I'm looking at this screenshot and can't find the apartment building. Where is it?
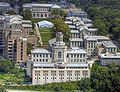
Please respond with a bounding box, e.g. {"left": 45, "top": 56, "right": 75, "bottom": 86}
{"left": 0, "top": 15, "right": 37, "bottom": 63}
{"left": 27, "top": 32, "right": 90, "bottom": 85}
{"left": 23, "top": 3, "right": 61, "bottom": 18}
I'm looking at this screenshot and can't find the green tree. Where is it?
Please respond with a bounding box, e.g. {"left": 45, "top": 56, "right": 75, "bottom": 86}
{"left": 0, "top": 58, "right": 15, "bottom": 73}
{"left": 21, "top": 9, "right": 32, "bottom": 20}
{"left": 51, "top": 9, "right": 66, "bottom": 18}
{"left": 7, "top": 10, "right": 17, "bottom": 15}
{"left": 27, "top": 42, "right": 34, "bottom": 54}
{"left": 54, "top": 18, "right": 71, "bottom": 40}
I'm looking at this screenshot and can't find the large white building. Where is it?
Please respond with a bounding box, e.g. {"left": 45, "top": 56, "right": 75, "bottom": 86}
{"left": 23, "top": 3, "right": 61, "bottom": 18}
{"left": 27, "top": 32, "right": 90, "bottom": 85}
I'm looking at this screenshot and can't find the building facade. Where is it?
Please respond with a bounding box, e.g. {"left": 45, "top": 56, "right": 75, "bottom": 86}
{"left": 0, "top": 14, "right": 37, "bottom": 63}
{"left": 0, "top": 2, "right": 12, "bottom": 14}
{"left": 27, "top": 32, "right": 90, "bottom": 85}
{"left": 23, "top": 3, "right": 61, "bottom": 18}
{"left": 65, "top": 17, "right": 110, "bottom": 56}
{"left": 99, "top": 53, "right": 120, "bottom": 66}
{"left": 66, "top": 9, "right": 87, "bottom": 18}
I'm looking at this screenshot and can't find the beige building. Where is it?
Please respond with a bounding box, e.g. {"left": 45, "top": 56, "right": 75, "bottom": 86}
{"left": 0, "top": 15, "right": 37, "bottom": 63}
{"left": 27, "top": 32, "right": 90, "bottom": 85}
{"left": 23, "top": 3, "right": 61, "bottom": 18}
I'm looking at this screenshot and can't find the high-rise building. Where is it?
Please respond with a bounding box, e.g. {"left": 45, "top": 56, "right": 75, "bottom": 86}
{"left": 0, "top": 15, "right": 37, "bottom": 63}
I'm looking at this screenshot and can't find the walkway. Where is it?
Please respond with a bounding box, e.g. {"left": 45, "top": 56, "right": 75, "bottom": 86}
{"left": 35, "top": 23, "right": 43, "bottom": 46}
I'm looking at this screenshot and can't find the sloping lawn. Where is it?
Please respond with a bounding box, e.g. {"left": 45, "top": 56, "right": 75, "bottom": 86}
{"left": 39, "top": 28, "right": 56, "bottom": 46}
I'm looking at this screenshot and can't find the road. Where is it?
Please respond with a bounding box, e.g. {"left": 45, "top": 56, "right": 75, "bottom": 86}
{"left": 35, "top": 23, "right": 43, "bottom": 46}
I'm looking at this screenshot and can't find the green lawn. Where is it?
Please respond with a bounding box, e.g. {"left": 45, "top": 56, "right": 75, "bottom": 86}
{"left": 39, "top": 28, "right": 56, "bottom": 46}
{"left": 40, "top": 32, "right": 56, "bottom": 46}
{"left": 0, "top": 72, "right": 25, "bottom": 84}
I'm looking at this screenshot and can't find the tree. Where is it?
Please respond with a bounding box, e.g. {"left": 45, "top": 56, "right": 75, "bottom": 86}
{"left": 54, "top": 18, "right": 71, "bottom": 40}
{"left": 21, "top": 9, "right": 32, "bottom": 20}
{"left": 0, "top": 58, "right": 15, "bottom": 73}
{"left": 51, "top": 9, "right": 66, "bottom": 18}
{"left": 27, "top": 42, "right": 34, "bottom": 54}
{"left": 7, "top": 10, "right": 17, "bottom": 15}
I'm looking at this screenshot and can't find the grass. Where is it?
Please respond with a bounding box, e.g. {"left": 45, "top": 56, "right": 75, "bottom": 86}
{"left": 40, "top": 32, "right": 56, "bottom": 46}
{"left": 0, "top": 73, "right": 25, "bottom": 84}
{"left": 39, "top": 27, "right": 56, "bottom": 46}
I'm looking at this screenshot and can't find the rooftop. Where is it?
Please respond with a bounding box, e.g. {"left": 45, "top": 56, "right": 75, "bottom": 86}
{"left": 68, "top": 9, "right": 86, "bottom": 15}
{"left": 22, "top": 24, "right": 32, "bottom": 28}
{"left": 0, "top": 2, "right": 10, "bottom": 7}
{"left": 23, "top": 3, "right": 58, "bottom": 8}
{"left": 31, "top": 48, "right": 51, "bottom": 54}
{"left": 102, "top": 41, "right": 117, "bottom": 48}
{"left": 67, "top": 48, "right": 87, "bottom": 54}
{"left": 84, "top": 35, "right": 109, "bottom": 41}
{"left": 100, "top": 53, "right": 120, "bottom": 58}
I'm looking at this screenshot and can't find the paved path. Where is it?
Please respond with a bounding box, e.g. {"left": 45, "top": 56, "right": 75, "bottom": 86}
{"left": 35, "top": 23, "right": 43, "bottom": 46}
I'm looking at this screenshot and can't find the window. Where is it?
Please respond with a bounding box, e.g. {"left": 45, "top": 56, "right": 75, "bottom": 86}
{"left": 80, "top": 59, "right": 82, "bottom": 62}
{"left": 45, "top": 14, "right": 47, "bottom": 17}
{"left": 37, "top": 14, "right": 39, "bottom": 17}
{"left": 46, "top": 59, "right": 48, "bottom": 62}
{"left": 43, "top": 59, "right": 44, "bottom": 62}
{"left": 37, "top": 54, "right": 38, "bottom": 57}
{"left": 33, "top": 14, "right": 35, "bottom": 17}
{"left": 83, "top": 59, "right": 85, "bottom": 62}
{"left": 77, "top": 54, "right": 79, "bottom": 58}
{"left": 33, "top": 54, "right": 35, "bottom": 57}
{"left": 58, "top": 52, "right": 61, "bottom": 58}
{"left": 43, "top": 54, "right": 44, "bottom": 57}
{"left": 39, "top": 59, "right": 41, "bottom": 62}
{"left": 40, "top": 54, "right": 41, "bottom": 57}
{"left": 74, "top": 59, "right": 76, "bottom": 62}
{"left": 71, "top": 54, "right": 73, "bottom": 58}
{"left": 71, "top": 59, "right": 73, "bottom": 62}
{"left": 74, "top": 54, "right": 76, "bottom": 58}
{"left": 83, "top": 54, "right": 85, "bottom": 58}
{"left": 46, "top": 54, "right": 48, "bottom": 57}
{"left": 41, "top": 14, "right": 43, "bottom": 17}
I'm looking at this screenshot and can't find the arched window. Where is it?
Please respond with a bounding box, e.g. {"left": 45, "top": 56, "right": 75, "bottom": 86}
{"left": 41, "top": 14, "right": 43, "bottom": 17}
{"left": 45, "top": 14, "right": 47, "bottom": 17}
{"left": 58, "top": 52, "right": 61, "bottom": 58}
{"left": 37, "top": 14, "right": 39, "bottom": 17}
{"left": 33, "top": 14, "right": 35, "bottom": 17}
